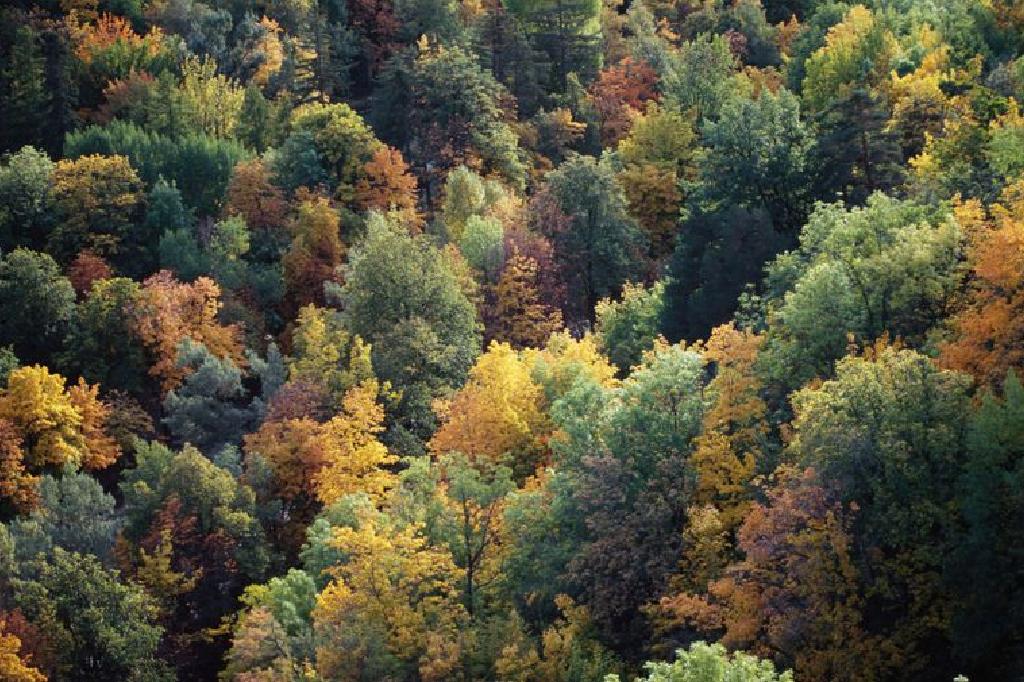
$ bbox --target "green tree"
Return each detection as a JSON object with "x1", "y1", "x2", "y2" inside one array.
[
  {"x1": 789, "y1": 346, "x2": 971, "y2": 675},
  {"x1": 542, "y1": 154, "x2": 645, "y2": 322},
  {"x1": 0, "y1": 27, "x2": 47, "y2": 153},
  {"x1": 7, "y1": 473, "x2": 118, "y2": 564},
  {"x1": 287, "y1": 101, "x2": 381, "y2": 197},
  {"x1": 811, "y1": 88, "x2": 905, "y2": 205},
  {"x1": 59, "y1": 277, "x2": 148, "y2": 397},
  {"x1": 662, "y1": 34, "x2": 738, "y2": 120},
  {"x1": 695, "y1": 87, "x2": 812, "y2": 234},
  {"x1": 47, "y1": 154, "x2": 145, "y2": 265},
  {"x1": 760, "y1": 194, "x2": 961, "y2": 388},
  {"x1": 162, "y1": 340, "x2": 261, "y2": 456},
  {"x1": 950, "y1": 370, "x2": 1024, "y2": 678},
  {"x1": 11, "y1": 548, "x2": 172, "y2": 682},
  {"x1": 0, "y1": 146, "x2": 54, "y2": 252},
  {"x1": 433, "y1": 453, "x2": 515, "y2": 619},
  {"x1": 0, "y1": 249, "x2": 75, "y2": 365},
  {"x1": 594, "y1": 280, "x2": 664, "y2": 374},
  {"x1": 459, "y1": 215, "x2": 505, "y2": 281},
  {"x1": 505, "y1": 0, "x2": 602, "y2": 91},
  {"x1": 341, "y1": 215, "x2": 481, "y2": 451},
  {"x1": 608, "y1": 640, "x2": 793, "y2": 682}
]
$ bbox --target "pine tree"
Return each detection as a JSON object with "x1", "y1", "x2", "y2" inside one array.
[{"x1": 1, "y1": 27, "x2": 48, "y2": 153}]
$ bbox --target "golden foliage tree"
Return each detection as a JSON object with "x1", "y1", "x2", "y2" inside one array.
[
  {"x1": 940, "y1": 183, "x2": 1024, "y2": 387},
  {"x1": 132, "y1": 271, "x2": 244, "y2": 392},
  {"x1": 313, "y1": 511, "x2": 465, "y2": 681},
  {"x1": 430, "y1": 342, "x2": 550, "y2": 479}
]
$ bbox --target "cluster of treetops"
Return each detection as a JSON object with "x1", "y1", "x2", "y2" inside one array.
[{"x1": 0, "y1": 0, "x2": 1023, "y2": 679}]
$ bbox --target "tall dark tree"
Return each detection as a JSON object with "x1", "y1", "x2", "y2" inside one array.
[{"x1": 811, "y1": 88, "x2": 905, "y2": 205}]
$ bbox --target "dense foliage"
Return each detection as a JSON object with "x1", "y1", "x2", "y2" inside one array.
[{"x1": 1, "y1": 0, "x2": 1022, "y2": 680}]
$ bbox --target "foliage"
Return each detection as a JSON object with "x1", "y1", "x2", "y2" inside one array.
[{"x1": 340, "y1": 215, "x2": 481, "y2": 450}]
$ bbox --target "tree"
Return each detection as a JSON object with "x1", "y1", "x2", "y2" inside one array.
[
  {"x1": 940, "y1": 186, "x2": 1024, "y2": 387},
  {"x1": 67, "y1": 377, "x2": 120, "y2": 470},
  {"x1": 695, "y1": 87, "x2": 812, "y2": 235},
  {"x1": 162, "y1": 340, "x2": 260, "y2": 455},
  {"x1": 0, "y1": 365, "x2": 118, "y2": 476},
  {"x1": 761, "y1": 194, "x2": 962, "y2": 389},
  {"x1": 131, "y1": 271, "x2": 245, "y2": 392},
  {"x1": 59, "y1": 277, "x2": 148, "y2": 394},
  {"x1": 314, "y1": 379, "x2": 396, "y2": 506},
  {"x1": 288, "y1": 304, "x2": 374, "y2": 404},
  {"x1": 551, "y1": 341, "x2": 705, "y2": 648},
  {"x1": 689, "y1": 324, "x2": 767, "y2": 531},
  {"x1": 442, "y1": 165, "x2": 488, "y2": 243},
  {"x1": 430, "y1": 342, "x2": 550, "y2": 480},
  {"x1": 119, "y1": 442, "x2": 268, "y2": 677},
  {"x1": 459, "y1": 215, "x2": 505, "y2": 281},
  {"x1": 64, "y1": 121, "x2": 251, "y2": 216},
  {"x1": 0, "y1": 617, "x2": 45, "y2": 682},
  {"x1": 243, "y1": 377, "x2": 393, "y2": 554},
  {"x1": 224, "y1": 158, "x2": 288, "y2": 256},
  {"x1": 373, "y1": 44, "x2": 525, "y2": 192},
  {"x1": 541, "y1": 155, "x2": 645, "y2": 322},
  {"x1": 504, "y1": 0, "x2": 602, "y2": 91},
  {"x1": 313, "y1": 508, "x2": 466, "y2": 681},
  {"x1": 281, "y1": 195, "x2": 344, "y2": 316},
  {"x1": 10, "y1": 549, "x2": 172, "y2": 681},
  {"x1": 800, "y1": 5, "x2": 897, "y2": 113},
  {"x1": 608, "y1": 641, "x2": 793, "y2": 682},
  {"x1": 950, "y1": 371, "x2": 1024, "y2": 678},
  {"x1": 489, "y1": 247, "x2": 564, "y2": 349},
  {"x1": 0, "y1": 248, "x2": 76, "y2": 365},
  {"x1": 0, "y1": 146, "x2": 54, "y2": 252},
  {"x1": 788, "y1": 346, "x2": 971, "y2": 676},
  {"x1": 812, "y1": 88, "x2": 905, "y2": 205},
  {"x1": 66, "y1": 251, "x2": 112, "y2": 297},
  {"x1": 0, "y1": 27, "x2": 47, "y2": 154},
  {"x1": 662, "y1": 33, "x2": 738, "y2": 120},
  {"x1": 6, "y1": 472, "x2": 118, "y2": 563},
  {"x1": 354, "y1": 146, "x2": 419, "y2": 223},
  {"x1": 594, "y1": 280, "x2": 664, "y2": 375},
  {"x1": 178, "y1": 55, "x2": 244, "y2": 138},
  {"x1": 0, "y1": 419, "x2": 37, "y2": 513},
  {"x1": 340, "y1": 216, "x2": 481, "y2": 450},
  {"x1": 47, "y1": 154, "x2": 144, "y2": 265},
  {"x1": 431, "y1": 453, "x2": 515, "y2": 620},
  {"x1": 615, "y1": 103, "x2": 695, "y2": 260},
  {"x1": 286, "y1": 101, "x2": 381, "y2": 198},
  {"x1": 588, "y1": 57, "x2": 659, "y2": 146}
]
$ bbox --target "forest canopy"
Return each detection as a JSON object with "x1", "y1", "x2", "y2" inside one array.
[{"x1": 1, "y1": 0, "x2": 1023, "y2": 680}]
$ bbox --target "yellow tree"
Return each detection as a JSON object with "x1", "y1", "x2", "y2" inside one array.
[
  {"x1": 689, "y1": 323, "x2": 767, "y2": 531},
  {"x1": 527, "y1": 331, "x2": 618, "y2": 403},
  {"x1": 68, "y1": 378, "x2": 121, "y2": 471},
  {"x1": 288, "y1": 305, "x2": 374, "y2": 403},
  {"x1": 0, "y1": 420, "x2": 37, "y2": 512},
  {"x1": 0, "y1": 367, "x2": 121, "y2": 510},
  {"x1": 801, "y1": 5, "x2": 897, "y2": 112},
  {"x1": 0, "y1": 619, "x2": 46, "y2": 682},
  {"x1": 0, "y1": 365, "x2": 83, "y2": 470},
  {"x1": 315, "y1": 379, "x2": 397, "y2": 507},
  {"x1": 430, "y1": 342, "x2": 550, "y2": 479},
  {"x1": 246, "y1": 380, "x2": 394, "y2": 513},
  {"x1": 313, "y1": 510, "x2": 465, "y2": 681},
  {"x1": 281, "y1": 195, "x2": 345, "y2": 316}
]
